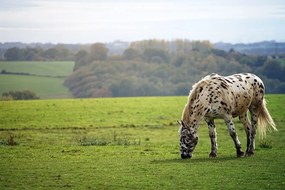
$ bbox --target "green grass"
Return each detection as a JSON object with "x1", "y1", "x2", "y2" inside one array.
[
  {"x1": 0, "y1": 75, "x2": 72, "y2": 99},
  {"x1": 0, "y1": 61, "x2": 74, "y2": 99},
  {"x1": 0, "y1": 61, "x2": 74, "y2": 76},
  {"x1": 0, "y1": 95, "x2": 284, "y2": 189}
]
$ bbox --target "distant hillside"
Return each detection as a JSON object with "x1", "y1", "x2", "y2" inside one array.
[{"x1": 214, "y1": 41, "x2": 285, "y2": 55}]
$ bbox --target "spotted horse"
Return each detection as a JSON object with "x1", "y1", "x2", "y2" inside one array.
[{"x1": 178, "y1": 73, "x2": 277, "y2": 159}]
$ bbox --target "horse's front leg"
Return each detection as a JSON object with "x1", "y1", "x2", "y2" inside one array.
[
  {"x1": 206, "y1": 119, "x2": 218, "y2": 157},
  {"x1": 225, "y1": 117, "x2": 245, "y2": 157}
]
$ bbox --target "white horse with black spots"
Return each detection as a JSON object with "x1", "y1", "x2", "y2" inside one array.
[{"x1": 178, "y1": 73, "x2": 277, "y2": 159}]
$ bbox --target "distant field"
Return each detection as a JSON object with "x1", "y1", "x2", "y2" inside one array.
[
  {"x1": 0, "y1": 95, "x2": 284, "y2": 189},
  {"x1": 0, "y1": 61, "x2": 74, "y2": 98},
  {"x1": 0, "y1": 61, "x2": 74, "y2": 76}
]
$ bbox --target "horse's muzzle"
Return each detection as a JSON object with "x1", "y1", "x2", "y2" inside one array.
[{"x1": 181, "y1": 153, "x2": 192, "y2": 159}]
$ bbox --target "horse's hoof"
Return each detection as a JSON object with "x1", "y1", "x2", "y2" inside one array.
[
  {"x1": 237, "y1": 150, "x2": 245, "y2": 158},
  {"x1": 245, "y1": 151, "x2": 254, "y2": 157},
  {"x1": 209, "y1": 152, "x2": 217, "y2": 158}
]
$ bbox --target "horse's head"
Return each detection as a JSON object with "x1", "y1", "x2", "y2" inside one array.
[{"x1": 178, "y1": 120, "x2": 198, "y2": 159}]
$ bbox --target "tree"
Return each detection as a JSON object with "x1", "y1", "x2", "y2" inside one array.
[
  {"x1": 73, "y1": 50, "x2": 89, "y2": 71},
  {"x1": 44, "y1": 48, "x2": 59, "y2": 60},
  {"x1": 122, "y1": 48, "x2": 141, "y2": 60},
  {"x1": 261, "y1": 60, "x2": 284, "y2": 81},
  {"x1": 4, "y1": 47, "x2": 23, "y2": 60},
  {"x1": 89, "y1": 43, "x2": 108, "y2": 61},
  {"x1": 143, "y1": 48, "x2": 170, "y2": 63}
]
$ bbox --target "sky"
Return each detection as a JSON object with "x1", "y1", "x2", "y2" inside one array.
[{"x1": 0, "y1": 0, "x2": 285, "y2": 43}]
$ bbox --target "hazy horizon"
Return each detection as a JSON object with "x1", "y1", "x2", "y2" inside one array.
[{"x1": 1, "y1": 0, "x2": 285, "y2": 44}]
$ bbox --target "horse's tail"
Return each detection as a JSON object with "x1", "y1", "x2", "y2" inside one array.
[{"x1": 258, "y1": 99, "x2": 277, "y2": 138}]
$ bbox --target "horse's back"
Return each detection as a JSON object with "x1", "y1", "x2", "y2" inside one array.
[{"x1": 202, "y1": 73, "x2": 264, "y2": 118}]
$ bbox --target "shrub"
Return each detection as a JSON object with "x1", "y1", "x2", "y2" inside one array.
[
  {"x1": 0, "y1": 133, "x2": 19, "y2": 146},
  {"x1": 2, "y1": 90, "x2": 39, "y2": 100}
]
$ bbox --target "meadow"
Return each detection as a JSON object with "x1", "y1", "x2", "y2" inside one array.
[
  {"x1": 0, "y1": 95, "x2": 284, "y2": 189},
  {"x1": 0, "y1": 61, "x2": 74, "y2": 99}
]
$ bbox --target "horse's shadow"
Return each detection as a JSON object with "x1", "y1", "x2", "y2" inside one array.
[{"x1": 151, "y1": 156, "x2": 244, "y2": 164}]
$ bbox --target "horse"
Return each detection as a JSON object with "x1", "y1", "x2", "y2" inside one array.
[{"x1": 178, "y1": 73, "x2": 277, "y2": 159}]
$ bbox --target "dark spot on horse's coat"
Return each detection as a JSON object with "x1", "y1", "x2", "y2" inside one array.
[
  {"x1": 260, "y1": 90, "x2": 264, "y2": 94},
  {"x1": 221, "y1": 82, "x2": 228, "y2": 89},
  {"x1": 254, "y1": 79, "x2": 257, "y2": 82},
  {"x1": 259, "y1": 84, "x2": 264, "y2": 89},
  {"x1": 199, "y1": 87, "x2": 203, "y2": 93},
  {"x1": 225, "y1": 79, "x2": 233, "y2": 84},
  {"x1": 221, "y1": 101, "x2": 227, "y2": 106}
]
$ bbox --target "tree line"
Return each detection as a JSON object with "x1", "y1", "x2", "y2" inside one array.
[
  {"x1": 3, "y1": 45, "x2": 74, "y2": 61},
  {"x1": 64, "y1": 40, "x2": 285, "y2": 98}
]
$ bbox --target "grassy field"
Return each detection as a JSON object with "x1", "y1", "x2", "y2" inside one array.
[
  {"x1": 0, "y1": 95, "x2": 284, "y2": 189},
  {"x1": 0, "y1": 61, "x2": 74, "y2": 76},
  {"x1": 0, "y1": 61, "x2": 74, "y2": 99}
]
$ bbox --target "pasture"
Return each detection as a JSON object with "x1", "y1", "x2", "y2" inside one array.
[
  {"x1": 0, "y1": 95, "x2": 284, "y2": 189},
  {"x1": 0, "y1": 61, "x2": 74, "y2": 99}
]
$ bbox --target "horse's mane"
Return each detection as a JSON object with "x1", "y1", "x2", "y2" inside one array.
[{"x1": 182, "y1": 75, "x2": 213, "y2": 124}]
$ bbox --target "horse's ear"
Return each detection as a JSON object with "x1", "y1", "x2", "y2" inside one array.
[{"x1": 177, "y1": 120, "x2": 185, "y2": 127}]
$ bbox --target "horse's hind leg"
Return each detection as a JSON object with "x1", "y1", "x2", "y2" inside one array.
[
  {"x1": 224, "y1": 117, "x2": 245, "y2": 157},
  {"x1": 239, "y1": 112, "x2": 253, "y2": 156},
  {"x1": 245, "y1": 106, "x2": 258, "y2": 156},
  {"x1": 206, "y1": 119, "x2": 217, "y2": 157}
]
